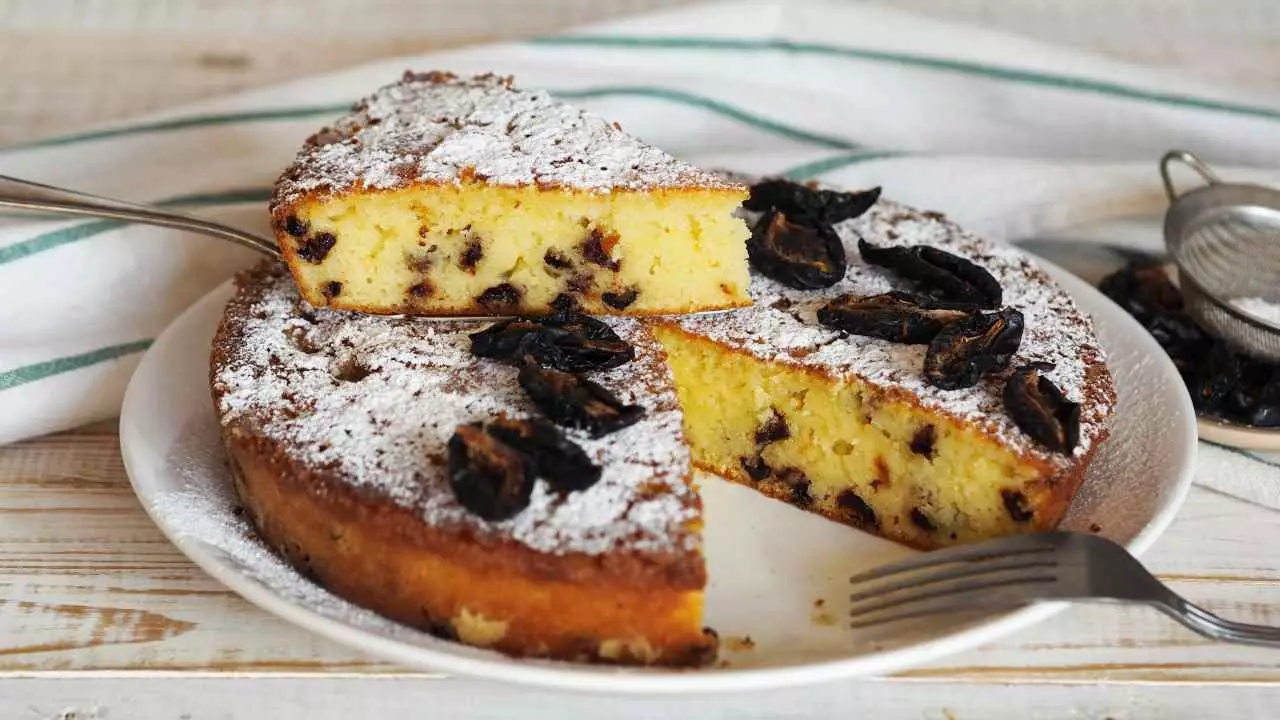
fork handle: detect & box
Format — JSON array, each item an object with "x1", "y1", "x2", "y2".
[
  {"x1": 0, "y1": 174, "x2": 280, "y2": 258},
  {"x1": 1157, "y1": 596, "x2": 1280, "y2": 647}
]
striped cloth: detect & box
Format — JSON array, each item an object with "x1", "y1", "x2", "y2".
[{"x1": 2, "y1": 0, "x2": 1279, "y2": 508}]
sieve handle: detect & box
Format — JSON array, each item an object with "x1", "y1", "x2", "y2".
[{"x1": 1160, "y1": 150, "x2": 1222, "y2": 203}]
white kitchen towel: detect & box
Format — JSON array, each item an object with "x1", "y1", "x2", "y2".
[{"x1": 2, "y1": 0, "x2": 1279, "y2": 507}]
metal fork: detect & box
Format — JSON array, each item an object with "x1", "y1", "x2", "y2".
[{"x1": 848, "y1": 531, "x2": 1280, "y2": 646}]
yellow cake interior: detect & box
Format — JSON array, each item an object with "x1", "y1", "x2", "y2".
[
  {"x1": 283, "y1": 182, "x2": 751, "y2": 316},
  {"x1": 651, "y1": 324, "x2": 1056, "y2": 548}
]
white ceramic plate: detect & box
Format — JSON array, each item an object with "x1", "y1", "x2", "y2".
[{"x1": 119, "y1": 258, "x2": 1196, "y2": 694}]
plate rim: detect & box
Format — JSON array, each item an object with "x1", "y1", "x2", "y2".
[{"x1": 118, "y1": 254, "x2": 1198, "y2": 694}]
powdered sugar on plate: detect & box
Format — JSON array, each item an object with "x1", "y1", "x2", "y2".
[{"x1": 212, "y1": 264, "x2": 698, "y2": 558}]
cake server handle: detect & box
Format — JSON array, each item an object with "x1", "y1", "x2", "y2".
[{"x1": 0, "y1": 174, "x2": 280, "y2": 258}]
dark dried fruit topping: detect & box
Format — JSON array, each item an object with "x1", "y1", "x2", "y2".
[
  {"x1": 740, "y1": 455, "x2": 771, "y2": 481},
  {"x1": 910, "y1": 424, "x2": 937, "y2": 459},
  {"x1": 1004, "y1": 362, "x2": 1080, "y2": 454},
  {"x1": 297, "y1": 232, "x2": 337, "y2": 263},
  {"x1": 582, "y1": 229, "x2": 621, "y2": 271},
  {"x1": 601, "y1": 288, "x2": 639, "y2": 310},
  {"x1": 487, "y1": 416, "x2": 601, "y2": 493},
  {"x1": 1001, "y1": 489, "x2": 1034, "y2": 524},
  {"x1": 459, "y1": 238, "x2": 484, "y2": 271},
  {"x1": 284, "y1": 215, "x2": 308, "y2": 237},
  {"x1": 754, "y1": 408, "x2": 790, "y2": 445},
  {"x1": 776, "y1": 467, "x2": 812, "y2": 505},
  {"x1": 857, "y1": 239, "x2": 1002, "y2": 308},
  {"x1": 747, "y1": 210, "x2": 847, "y2": 289},
  {"x1": 837, "y1": 489, "x2": 878, "y2": 528},
  {"x1": 470, "y1": 308, "x2": 634, "y2": 372},
  {"x1": 475, "y1": 283, "x2": 522, "y2": 311},
  {"x1": 817, "y1": 291, "x2": 976, "y2": 344},
  {"x1": 447, "y1": 424, "x2": 535, "y2": 520},
  {"x1": 924, "y1": 308, "x2": 1025, "y2": 390},
  {"x1": 544, "y1": 248, "x2": 573, "y2": 270},
  {"x1": 517, "y1": 363, "x2": 644, "y2": 437},
  {"x1": 744, "y1": 179, "x2": 882, "y2": 225},
  {"x1": 322, "y1": 281, "x2": 343, "y2": 299},
  {"x1": 909, "y1": 508, "x2": 935, "y2": 532}
]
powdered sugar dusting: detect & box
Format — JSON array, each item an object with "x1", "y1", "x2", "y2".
[
  {"x1": 676, "y1": 200, "x2": 1114, "y2": 464},
  {"x1": 271, "y1": 72, "x2": 736, "y2": 210},
  {"x1": 212, "y1": 264, "x2": 697, "y2": 557}
]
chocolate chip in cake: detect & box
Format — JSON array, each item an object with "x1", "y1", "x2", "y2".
[
  {"x1": 447, "y1": 423, "x2": 536, "y2": 521},
  {"x1": 1001, "y1": 489, "x2": 1035, "y2": 524},
  {"x1": 909, "y1": 507, "x2": 936, "y2": 532},
  {"x1": 837, "y1": 489, "x2": 878, "y2": 528},
  {"x1": 910, "y1": 424, "x2": 937, "y2": 459},
  {"x1": 284, "y1": 215, "x2": 308, "y2": 237},
  {"x1": 476, "y1": 283, "x2": 522, "y2": 311},
  {"x1": 740, "y1": 455, "x2": 772, "y2": 481},
  {"x1": 517, "y1": 363, "x2": 644, "y2": 438},
  {"x1": 818, "y1": 291, "x2": 976, "y2": 344},
  {"x1": 1004, "y1": 362, "x2": 1081, "y2": 454},
  {"x1": 544, "y1": 248, "x2": 574, "y2": 270},
  {"x1": 747, "y1": 210, "x2": 846, "y2": 290},
  {"x1": 486, "y1": 416, "x2": 601, "y2": 493},
  {"x1": 744, "y1": 179, "x2": 881, "y2": 225},
  {"x1": 582, "y1": 229, "x2": 621, "y2": 271},
  {"x1": 924, "y1": 308, "x2": 1024, "y2": 390},
  {"x1": 470, "y1": 309, "x2": 634, "y2": 373},
  {"x1": 857, "y1": 239, "x2": 1002, "y2": 309},
  {"x1": 776, "y1": 467, "x2": 812, "y2": 505},
  {"x1": 459, "y1": 237, "x2": 484, "y2": 272},
  {"x1": 321, "y1": 281, "x2": 343, "y2": 300},
  {"x1": 297, "y1": 232, "x2": 337, "y2": 263},
  {"x1": 754, "y1": 408, "x2": 790, "y2": 445},
  {"x1": 602, "y1": 288, "x2": 639, "y2": 310}
]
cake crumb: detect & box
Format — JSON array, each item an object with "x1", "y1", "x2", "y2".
[
  {"x1": 1089, "y1": 522, "x2": 1103, "y2": 533},
  {"x1": 723, "y1": 635, "x2": 756, "y2": 653}
]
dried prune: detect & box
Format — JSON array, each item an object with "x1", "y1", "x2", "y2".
[
  {"x1": 476, "y1": 283, "x2": 522, "y2": 311},
  {"x1": 1252, "y1": 372, "x2": 1280, "y2": 426},
  {"x1": 283, "y1": 215, "x2": 308, "y2": 237},
  {"x1": 837, "y1": 489, "x2": 878, "y2": 528},
  {"x1": 754, "y1": 408, "x2": 790, "y2": 445},
  {"x1": 744, "y1": 179, "x2": 882, "y2": 225},
  {"x1": 910, "y1": 424, "x2": 937, "y2": 459},
  {"x1": 297, "y1": 232, "x2": 337, "y2": 263},
  {"x1": 740, "y1": 455, "x2": 772, "y2": 481},
  {"x1": 924, "y1": 308, "x2": 1024, "y2": 390},
  {"x1": 582, "y1": 229, "x2": 621, "y2": 271},
  {"x1": 1194, "y1": 341, "x2": 1240, "y2": 412},
  {"x1": 1004, "y1": 362, "x2": 1080, "y2": 454},
  {"x1": 747, "y1": 210, "x2": 846, "y2": 289},
  {"x1": 447, "y1": 423, "x2": 535, "y2": 520},
  {"x1": 858, "y1": 239, "x2": 1002, "y2": 308},
  {"x1": 909, "y1": 508, "x2": 935, "y2": 532},
  {"x1": 817, "y1": 291, "x2": 976, "y2": 344},
  {"x1": 1001, "y1": 489, "x2": 1034, "y2": 524},
  {"x1": 775, "y1": 467, "x2": 812, "y2": 505},
  {"x1": 487, "y1": 416, "x2": 601, "y2": 493},
  {"x1": 470, "y1": 309, "x2": 634, "y2": 372},
  {"x1": 517, "y1": 363, "x2": 644, "y2": 437},
  {"x1": 601, "y1": 288, "x2": 639, "y2": 310}
]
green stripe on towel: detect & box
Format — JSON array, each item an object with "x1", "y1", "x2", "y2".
[
  {"x1": 0, "y1": 187, "x2": 272, "y2": 266},
  {"x1": 0, "y1": 340, "x2": 153, "y2": 391},
  {"x1": 783, "y1": 150, "x2": 908, "y2": 180},
  {"x1": 532, "y1": 35, "x2": 1280, "y2": 123}
]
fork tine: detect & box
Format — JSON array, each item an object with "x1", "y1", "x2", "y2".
[
  {"x1": 849, "y1": 573, "x2": 1057, "y2": 621},
  {"x1": 847, "y1": 555, "x2": 1057, "y2": 603},
  {"x1": 848, "y1": 585, "x2": 1037, "y2": 629},
  {"x1": 847, "y1": 534, "x2": 1055, "y2": 587}
]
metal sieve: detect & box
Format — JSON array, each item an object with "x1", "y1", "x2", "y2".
[{"x1": 1161, "y1": 150, "x2": 1280, "y2": 363}]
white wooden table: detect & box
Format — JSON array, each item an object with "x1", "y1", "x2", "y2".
[{"x1": 3, "y1": 2, "x2": 1279, "y2": 717}]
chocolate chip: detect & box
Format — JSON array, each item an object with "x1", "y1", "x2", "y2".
[
  {"x1": 740, "y1": 455, "x2": 771, "y2": 481},
  {"x1": 476, "y1": 283, "x2": 521, "y2": 311},
  {"x1": 754, "y1": 409, "x2": 790, "y2": 445},
  {"x1": 837, "y1": 489, "x2": 878, "y2": 528},
  {"x1": 544, "y1": 249, "x2": 573, "y2": 270},
  {"x1": 602, "y1": 288, "x2": 639, "y2": 310},
  {"x1": 297, "y1": 232, "x2": 336, "y2": 263},
  {"x1": 909, "y1": 425, "x2": 936, "y2": 459},
  {"x1": 582, "y1": 229, "x2": 621, "y2": 271},
  {"x1": 460, "y1": 238, "x2": 484, "y2": 272},
  {"x1": 284, "y1": 215, "x2": 308, "y2": 237},
  {"x1": 776, "y1": 467, "x2": 811, "y2": 505},
  {"x1": 321, "y1": 281, "x2": 343, "y2": 299},
  {"x1": 910, "y1": 508, "x2": 935, "y2": 532},
  {"x1": 1001, "y1": 489, "x2": 1034, "y2": 524}
]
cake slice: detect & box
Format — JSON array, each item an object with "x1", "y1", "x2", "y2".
[{"x1": 270, "y1": 71, "x2": 751, "y2": 316}]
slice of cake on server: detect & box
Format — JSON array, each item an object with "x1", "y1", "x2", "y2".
[{"x1": 270, "y1": 71, "x2": 751, "y2": 317}]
